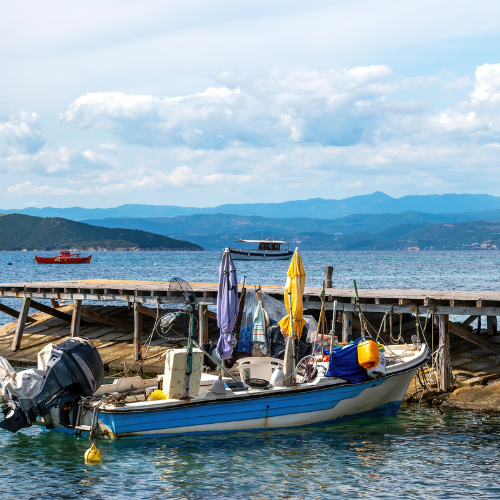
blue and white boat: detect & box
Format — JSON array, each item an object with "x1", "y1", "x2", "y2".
[
  {"x1": 0, "y1": 338, "x2": 427, "y2": 439},
  {"x1": 91, "y1": 344, "x2": 428, "y2": 438},
  {"x1": 0, "y1": 323, "x2": 429, "y2": 440}
]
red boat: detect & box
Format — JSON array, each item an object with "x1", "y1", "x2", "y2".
[{"x1": 35, "y1": 250, "x2": 92, "y2": 264}]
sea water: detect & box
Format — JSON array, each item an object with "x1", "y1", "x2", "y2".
[{"x1": 0, "y1": 251, "x2": 499, "y2": 499}]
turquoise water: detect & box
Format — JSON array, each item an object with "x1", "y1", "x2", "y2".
[
  {"x1": 1, "y1": 251, "x2": 500, "y2": 499},
  {"x1": 0, "y1": 407, "x2": 499, "y2": 499}
]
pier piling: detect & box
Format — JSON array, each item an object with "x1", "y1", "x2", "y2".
[
  {"x1": 11, "y1": 297, "x2": 32, "y2": 352},
  {"x1": 438, "y1": 314, "x2": 451, "y2": 391},
  {"x1": 71, "y1": 299, "x2": 82, "y2": 337},
  {"x1": 342, "y1": 311, "x2": 352, "y2": 342},
  {"x1": 134, "y1": 303, "x2": 143, "y2": 361}
]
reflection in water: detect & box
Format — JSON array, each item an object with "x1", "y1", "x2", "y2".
[{"x1": 2, "y1": 407, "x2": 499, "y2": 499}]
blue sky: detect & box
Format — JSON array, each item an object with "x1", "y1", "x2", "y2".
[{"x1": 1, "y1": 0, "x2": 500, "y2": 208}]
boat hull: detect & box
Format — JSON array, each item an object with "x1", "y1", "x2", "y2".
[
  {"x1": 35, "y1": 256, "x2": 92, "y2": 264},
  {"x1": 96, "y1": 368, "x2": 416, "y2": 438},
  {"x1": 229, "y1": 250, "x2": 293, "y2": 261}
]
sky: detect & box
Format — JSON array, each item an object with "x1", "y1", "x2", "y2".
[{"x1": 1, "y1": 0, "x2": 500, "y2": 209}]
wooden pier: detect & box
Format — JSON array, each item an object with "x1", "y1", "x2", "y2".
[{"x1": 1, "y1": 277, "x2": 500, "y2": 386}]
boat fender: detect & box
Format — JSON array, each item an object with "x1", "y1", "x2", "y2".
[
  {"x1": 209, "y1": 374, "x2": 226, "y2": 394},
  {"x1": 150, "y1": 389, "x2": 167, "y2": 400},
  {"x1": 269, "y1": 365, "x2": 284, "y2": 387},
  {"x1": 85, "y1": 443, "x2": 101, "y2": 463}
]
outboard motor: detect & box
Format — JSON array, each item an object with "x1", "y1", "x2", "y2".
[{"x1": 0, "y1": 338, "x2": 104, "y2": 433}]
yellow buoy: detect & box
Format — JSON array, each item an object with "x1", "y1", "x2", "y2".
[
  {"x1": 84, "y1": 443, "x2": 101, "y2": 463},
  {"x1": 150, "y1": 389, "x2": 167, "y2": 400}
]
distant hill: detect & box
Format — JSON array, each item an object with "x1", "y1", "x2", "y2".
[
  {"x1": 0, "y1": 214, "x2": 203, "y2": 251},
  {"x1": 5, "y1": 192, "x2": 500, "y2": 220},
  {"x1": 79, "y1": 210, "x2": 500, "y2": 250}
]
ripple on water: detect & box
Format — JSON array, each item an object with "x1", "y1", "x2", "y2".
[{"x1": 0, "y1": 408, "x2": 499, "y2": 499}]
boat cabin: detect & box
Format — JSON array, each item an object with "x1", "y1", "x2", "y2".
[{"x1": 258, "y1": 241, "x2": 282, "y2": 251}]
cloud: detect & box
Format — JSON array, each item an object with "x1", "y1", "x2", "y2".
[
  {"x1": 0, "y1": 112, "x2": 44, "y2": 156},
  {"x1": 62, "y1": 66, "x2": 402, "y2": 149},
  {"x1": 6, "y1": 181, "x2": 77, "y2": 198},
  {"x1": 427, "y1": 63, "x2": 500, "y2": 140},
  {"x1": 1, "y1": 142, "x2": 117, "y2": 177},
  {"x1": 470, "y1": 63, "x2": 500, "y2": 107},
  {"x1": 99, "y1": 142, "x2": 118, "y2": 151}
]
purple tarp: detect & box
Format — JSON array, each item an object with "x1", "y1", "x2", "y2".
[{"x1": 216, "y1": 250, "x2": 239, "y2": 360}]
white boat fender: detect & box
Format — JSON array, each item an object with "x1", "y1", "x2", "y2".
[
  {"x1": 269, "y1": 365, "x2": 284, "y2": 387},
  {"x1": 367, "y1": 352, "x2": 387, "y2": 379},
  {"x1": 209, "y1": 374, "x2": 227, "y2": 394}
]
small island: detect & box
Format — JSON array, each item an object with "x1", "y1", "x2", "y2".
[{"x1": 0, "y1": 214, "x2": 203, "y2": 251}]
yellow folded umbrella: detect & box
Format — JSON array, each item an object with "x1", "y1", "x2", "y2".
[{"x1": 278, "y1": 248, "x2": 306, "y2": 337}]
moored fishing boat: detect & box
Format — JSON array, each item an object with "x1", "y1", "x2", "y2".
[
  {"x1": 0, "y1": 338, "x2": 428, "y2": 438},
  {"x1": 0, "y1": 249, "x2": 429, "y2": 441},
  {"x1": 35, "y1": 250, "x2": 92, "y2": 264},
  {"x1": 228, "y1": 239, "x2": 293, "y2": 261}
]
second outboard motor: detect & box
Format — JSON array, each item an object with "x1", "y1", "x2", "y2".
[{"x1": 0, "y1": 338, "x2": 104, "y2": 433}]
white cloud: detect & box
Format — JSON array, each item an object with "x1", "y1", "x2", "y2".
[
  {"x1": 6, "y1": 181, "x2": 77, "y2": 198},
  {"x1": 470, "y1": 63, "x2": 500, "y2": 107},
  {"x1": 0, "y1": 112, "x2": 44, "y2": 156},
  {"x1": 62, "y1": 66, "x2": 402, "y2": 149},
  {"x1": 99, "y1": 142, "x2": 118, "y2": 151}
]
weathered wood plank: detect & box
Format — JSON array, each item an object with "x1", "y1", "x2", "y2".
[
  {"x1": 134, "y1": 303, "x2": 142, "y2": 361},
  {"x1": 449, "y1": 322, "x2": 500, "y2": 356},
  {"x1": 80, "y1": 308, "x2": 134, "y2": 330},
  {"x1": 136, "y1": 304, "x2": 159, "y2": 319},
  {"x1": 0, "y1": 302, "x2": 36, "y2": 323},
  {"x1": 30, "y1": 299, "x2": 89, "y2": 325},
  {"x1": 71, "y1": 300, "x2": 82, "y2": 337},
  {"x1": 438, "y1": 315, "x2": 451, "y2": 391},
  {"x1": 487, "y1": 316, "x2": 498, "y2": 337},
  {"x1": 199, "y1": 304, "x2": 208, "y2": 343},
  {"x1": 11, "y1": 298, "x2": 32, "y2": 352},
  {"x1": 342, "y1": 311, "x2": 352, "y2": 342}
]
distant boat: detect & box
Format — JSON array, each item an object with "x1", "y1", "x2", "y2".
[
  {"x1": 35, "y1": 250, "x2": 92, "y2": 264},
  {"x1": 228, "y1": 239, "x2": 293, "y2": 261}
]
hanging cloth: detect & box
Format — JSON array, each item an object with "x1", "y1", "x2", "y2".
[{"x1": 252, "y1": 300, "x2": 267, "y2": 355}]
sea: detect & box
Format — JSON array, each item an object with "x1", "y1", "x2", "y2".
[{"x1": 0, "y1": 250, "x2": 499, "y2": 499}]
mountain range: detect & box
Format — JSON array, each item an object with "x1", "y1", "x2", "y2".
[{"x1": 5, "y1": 192, "x2": 500, "y2": 220}]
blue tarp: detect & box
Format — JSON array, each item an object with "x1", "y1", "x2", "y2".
[
  {"x1": 238, "y1": 324, "x2": 253, "y2": 353},
  {"x1": 325, "y1": 337, "x2": 370, "y2": 384}
]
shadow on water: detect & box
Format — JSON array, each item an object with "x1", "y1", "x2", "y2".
[{"x1": 0, "y1": 407, "x2": 499, "y2": 499}]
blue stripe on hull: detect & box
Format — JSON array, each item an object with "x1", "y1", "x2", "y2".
[
  {"x1": 96, "y1": 401, "x2": 403, "y2": 439},
  {"x1": 99, "y1": 378, "x2": 389, "y2": 436}
]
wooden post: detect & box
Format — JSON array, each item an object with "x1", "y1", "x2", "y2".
[
  {"x1": 199, "y1": 303, "x2": 208, "y2": 344},
  {"x1": 438, "y1": 314, "x2": 451, "y2": 391},
  {"x1": 476, "y1": 316, "x2": 482, "y2": 334},
  {"x1": 324, "y1": 266, "x2": 333, "y2": 289},
  {"x1": 71, "y1": 300, "x2": 82, "y2": 337},
  {"x1": 11, "y1": 297, "x2": 32, "y2": 352},
  {"x1": 134, "y1": 303, "x2": 142, "y2": 361},
  {"x1": 487, "y1": 316, "x2": 498, "y2": 337},
  {"x1": 342, "y1": 311, "x2": 352, "y2": 342}
]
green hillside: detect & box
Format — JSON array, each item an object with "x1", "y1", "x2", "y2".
[{"x1": 0, "y1": 214, "x2": 203, "y2": 251}]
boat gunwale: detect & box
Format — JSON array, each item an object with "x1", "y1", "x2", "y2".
[{"x1": 99, "y1": 350, "x2": 429, "y2": 415}]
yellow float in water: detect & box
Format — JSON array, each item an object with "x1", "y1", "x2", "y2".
[
  {"x1": 84, "y1": 443, "x2": 101, "y2": 463},
  {"x1": 357, "y1": 339, "x2": 379, "y2": 369}
]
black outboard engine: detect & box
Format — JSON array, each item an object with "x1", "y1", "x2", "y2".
[{"x1": 0, "y1": 337, "x2": 104, "y2": 433}]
